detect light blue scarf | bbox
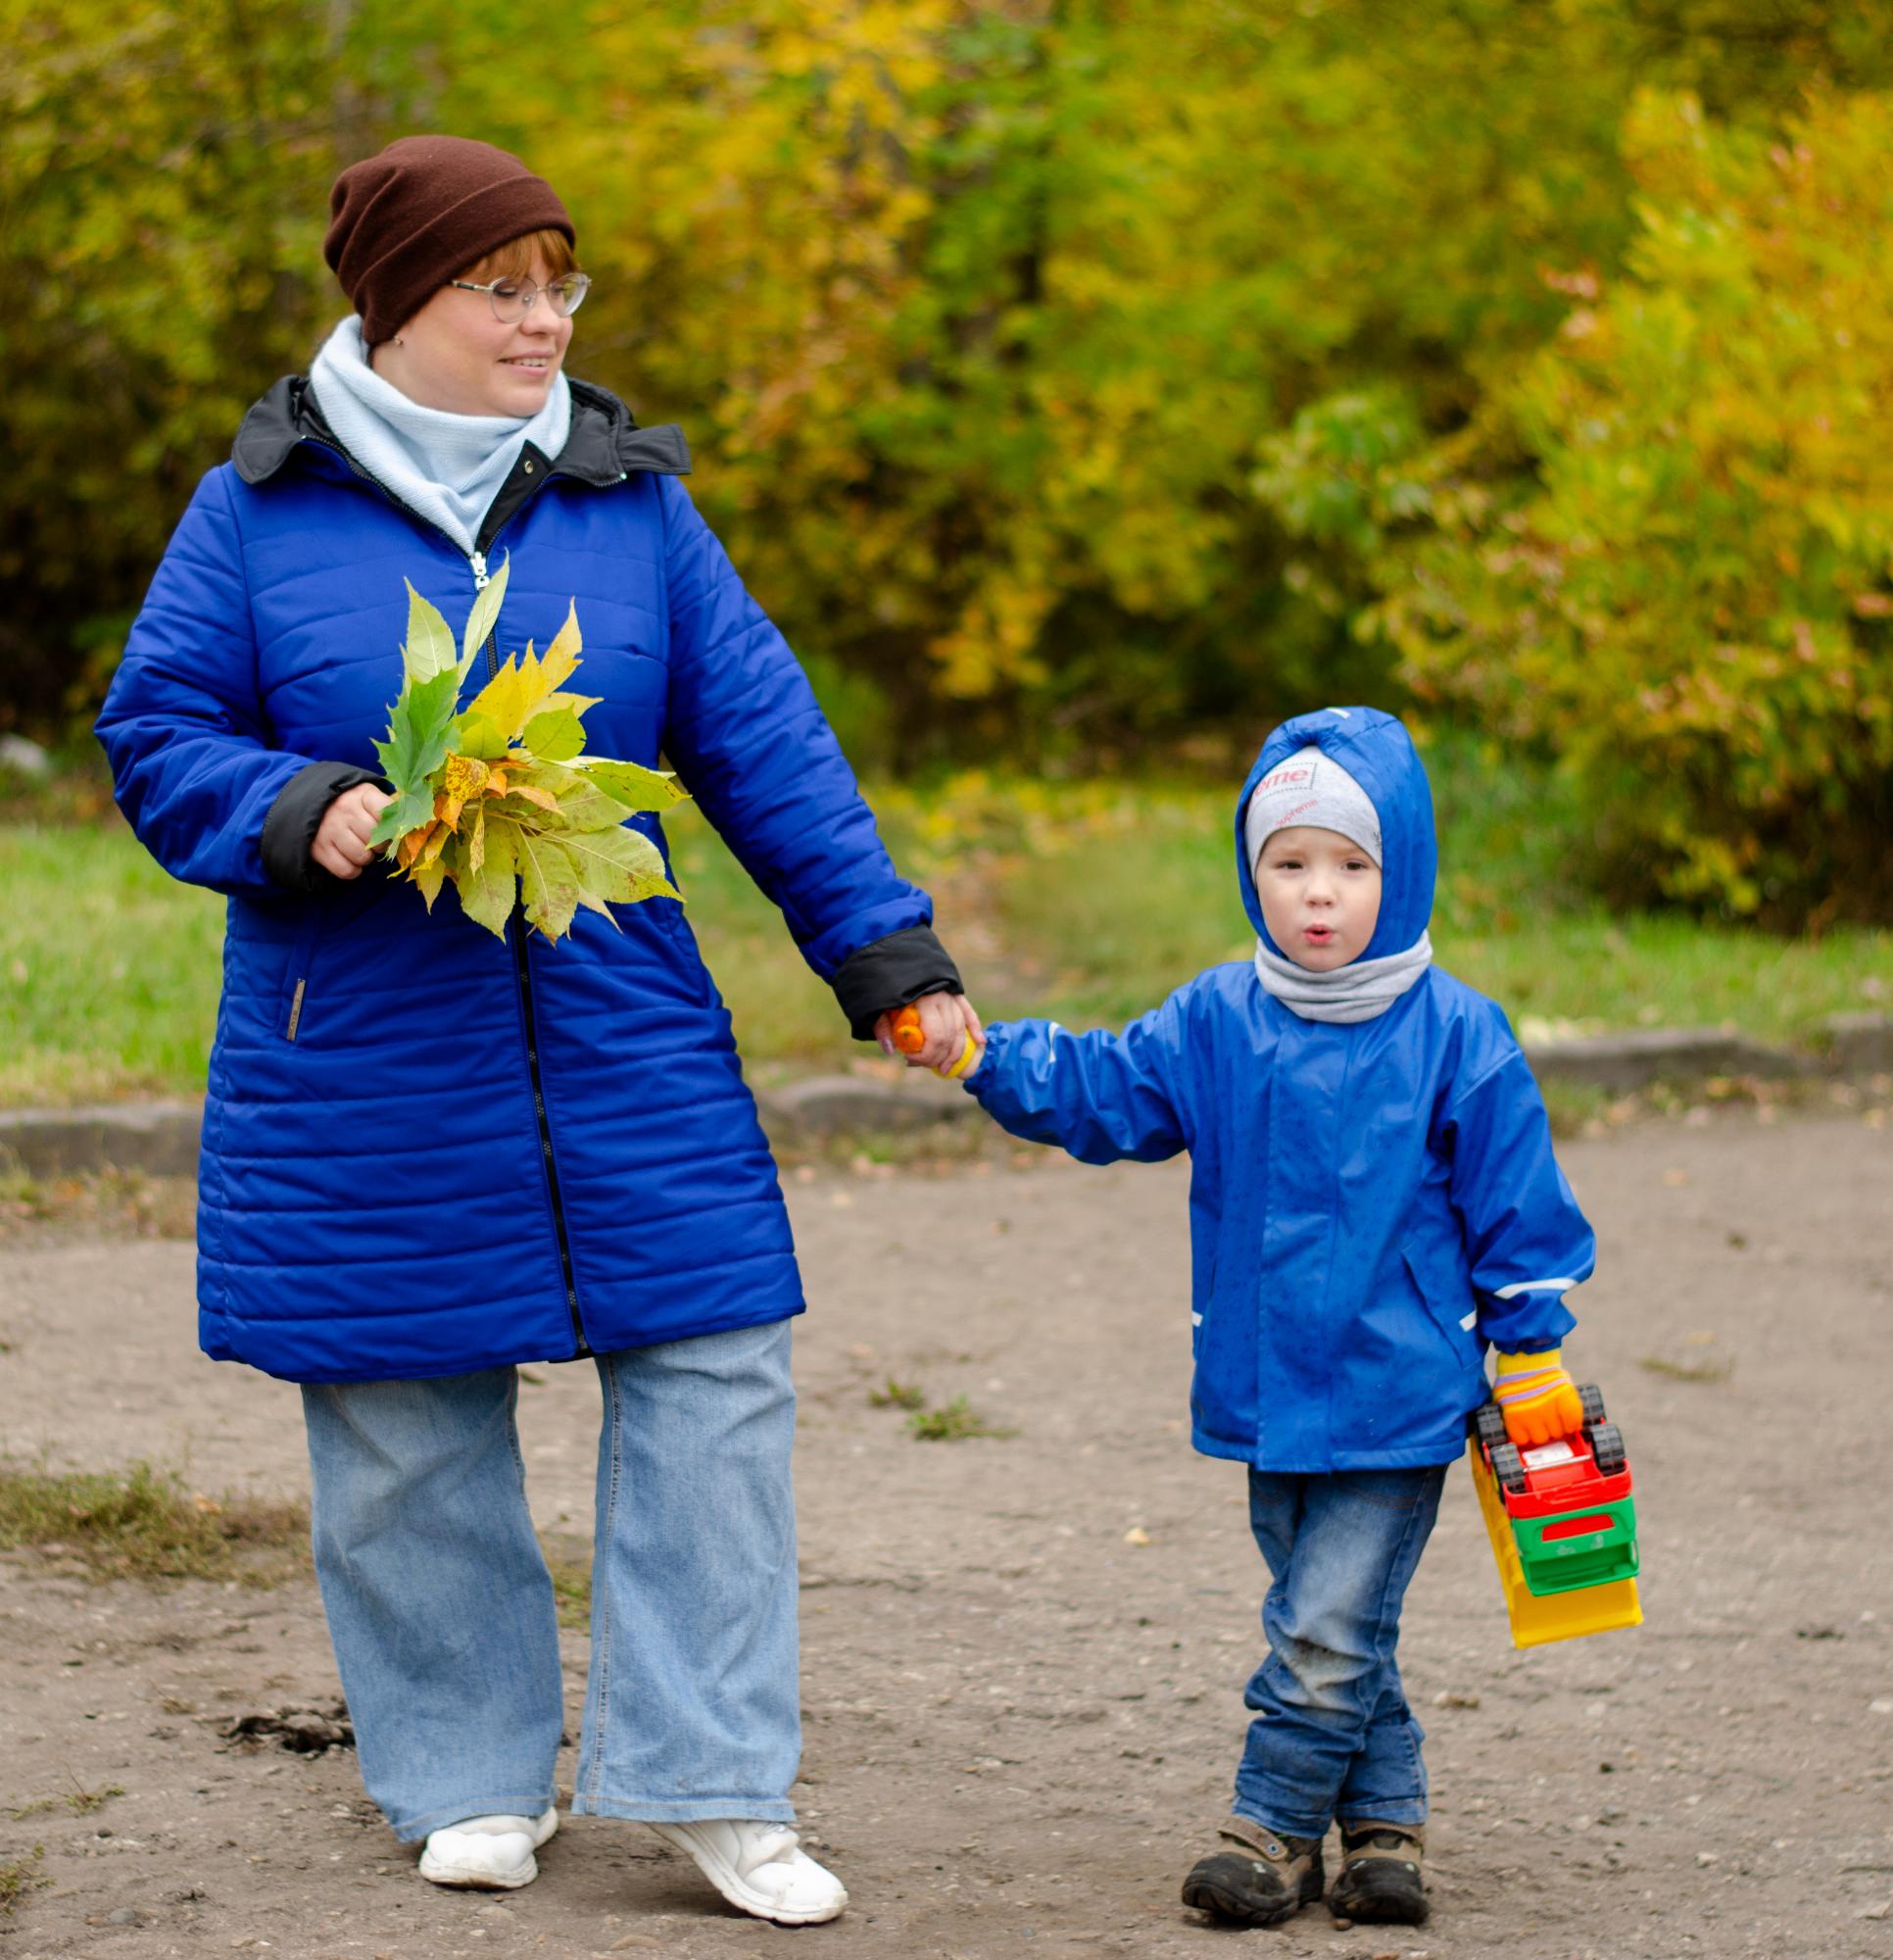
[307,317,571,557]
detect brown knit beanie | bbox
[324,135,575,345]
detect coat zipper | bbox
[474,555,590,1358]
[299,438,591,1357]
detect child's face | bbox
[1254,825,1383,971]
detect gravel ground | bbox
[2,1104,1890,1959]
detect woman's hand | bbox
[313,783,393,881]
[875,991,984,1074]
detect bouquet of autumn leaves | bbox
[365,556,687,941]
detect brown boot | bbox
[1181,1814,1325,1927]
[1328,1820,1428,1925]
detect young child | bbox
[949,707,1594,1928]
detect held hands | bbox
[1494,1348,1585,1449]
[876,994,985,1078]
[313,783,393,881]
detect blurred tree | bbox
[5,0,1893,924]
[0,0,339,722]
[1379,89,1893,921]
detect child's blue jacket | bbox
[967,709,1595,1472]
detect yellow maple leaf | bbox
[413,855,448,910]
[458,604,584,748]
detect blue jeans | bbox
[301,1321,801,1842]
[1233,1464,1446,1841]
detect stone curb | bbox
[0,1100,206,1181]
[0,1014,1885,1182]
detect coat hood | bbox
[1235,706,1436,963]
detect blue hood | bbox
[1235,706,1437,964]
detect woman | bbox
[95,135,979,1928]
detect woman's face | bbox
[372,242,574,417]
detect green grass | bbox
[904,1394,1014,1443]
[538,1531,594,1630]
[9,1780,123,1820]
[0,825,223,1104]
[0,1460,308,1586]
[0,1848,48,1917]
[0,1456,601,1637]
[0,752,1885,1108]
[1637,1353,1735,1385]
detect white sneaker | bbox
[648,1819,848,1926]
[418,1805,558,1889]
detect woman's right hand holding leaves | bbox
[313,783,393,880]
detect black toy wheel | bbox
[1490,1442,1528,1495]
[1578,1382,1606,1427]
[1474,1402,1508,1453]
[1588,1422,1626,1478]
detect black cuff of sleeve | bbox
[260,761,389,894]
[831,924,963,1041]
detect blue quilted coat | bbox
[96,376,958,1384]
[966,709,1596,1471]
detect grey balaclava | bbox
[1243,746,1383,869]
[1243,743,1431,1024]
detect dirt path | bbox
[3,1107,1890,1959]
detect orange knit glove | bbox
[1493,1348,1584,1448]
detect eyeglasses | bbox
[447,272,592,323]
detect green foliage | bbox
[1380,91,1893,918]
[12,2,1893,915]
[1,0,338,724]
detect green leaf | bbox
[373,668,460,789]
[551,778,643,834]
[454,711,511,760]
[368,665,461,845]
[581,759,691,812]
[461,552,510,678]
[562,824,680,917]
[460,813,520,936]
[510,759,580,790]
[402,581,458,685]
[515,829,580,941]
[522,706,586,762]
[369,785,434,849]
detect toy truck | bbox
[1468,1384,1642,1649]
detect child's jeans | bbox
[1233,1463,1447,1840]
[299,1321,801,1842]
